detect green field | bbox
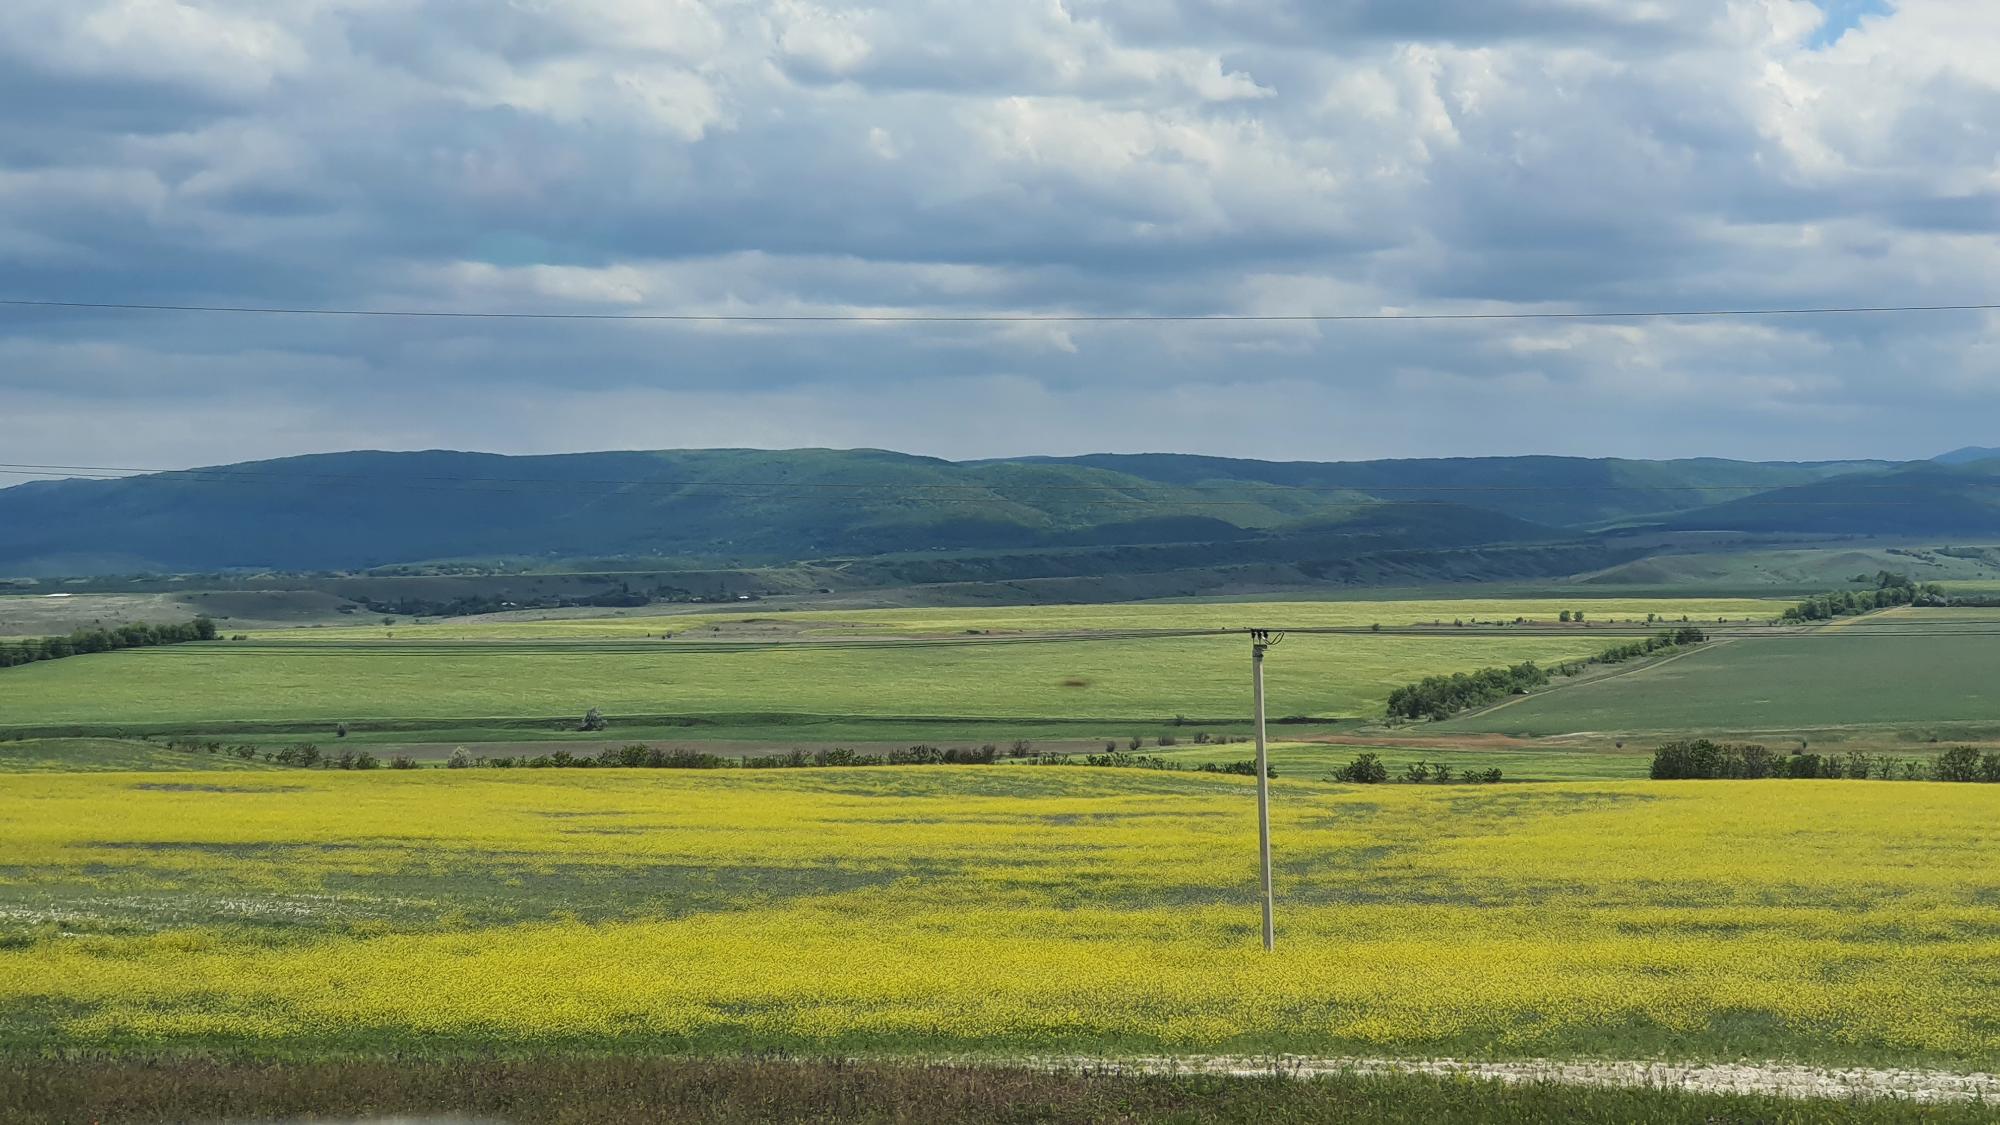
[1443,608,2000,739]
[0,597,1782,740]
[0,738,281,772]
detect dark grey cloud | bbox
[2,0,1999,472]
[1085,0,1709,48]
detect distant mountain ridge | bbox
[0,446,1986,577]
[1934,446,2000,465]
[1659,460,2000,536]
[1005,453,1889,527]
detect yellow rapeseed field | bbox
[1,768,1995,1065]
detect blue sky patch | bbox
[1810,0,1891,48]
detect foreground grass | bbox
[3,769,1997,1067]
[1,1057,1986,1125]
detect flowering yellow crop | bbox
[0,769,1995,1066]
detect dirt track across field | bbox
[1046,1056,2000,1104]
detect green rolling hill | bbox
[1006,453,1888,526]
[0,448,1522,574]
[1658,461,2000,537]
[1,446,1992,579]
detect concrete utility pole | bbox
[1250,629,1282,952]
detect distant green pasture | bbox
[0,597,1785,738]
[1442,608,2000,738]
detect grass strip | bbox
[2,1056,1989,1125]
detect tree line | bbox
[360,589,660,618]
[1385,627,1707,721]
[1777,571,2000,623]
[1328,752,1504,784]
[1650,739,2000,782]
[484,744,1004,769]
[1779,572,1946,622]
[0,618,217,669]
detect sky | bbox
[2,0,1997,472]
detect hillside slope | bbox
[1934,446,2000,465]
[0,448,1525,574]
[1659,461,2000,536]
[1007,453,1887,526]
[2,447,1961,577]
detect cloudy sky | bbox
[2,0,1996,471]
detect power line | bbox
[5,297,2000,323]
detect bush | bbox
[388,754,420,770]
[1652,740,1778,779]
[1083,751,1176,770]
[1195,760,1274,778]
[1330,753,1387,784]
[446,747,476,770]
[1933,745,1984,782]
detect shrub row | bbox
[482,744,1002,770]
[1556,626,1707,671]
[1027,750,1274,777]
[1649,739,2000,782]
[1779,575,1946,622]
[1109,733,1247,752]
[1327,752,1503,784]
[1385,662,1551,721]
[161,738,385,770]
[1386,627,1708,722]
[0,618,217,669]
